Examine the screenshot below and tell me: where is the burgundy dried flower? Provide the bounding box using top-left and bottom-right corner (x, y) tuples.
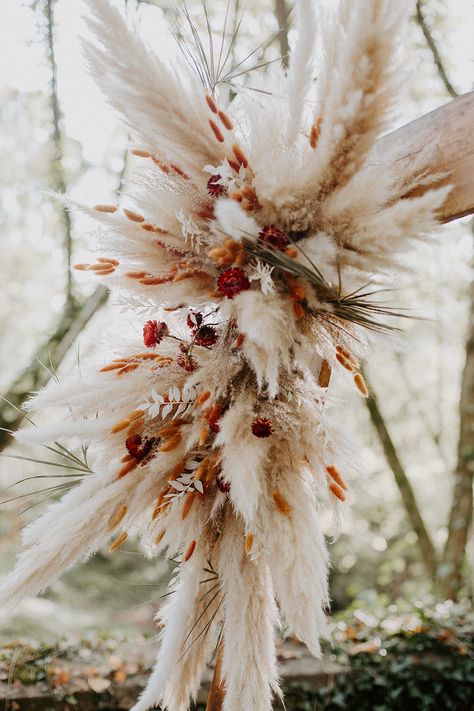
(258, 224), (289, 252)
(251, 417), (274, 438)
(143, 320), (168, 348)
(207, 174), (226, 198)
(194, 325), (218, 347)
(216, 475), (231, 493)
(217, 267), (251, 299)
(125, 434), (156, 460)
(187, 311), (203, 329)
(177, 353), (198, 372)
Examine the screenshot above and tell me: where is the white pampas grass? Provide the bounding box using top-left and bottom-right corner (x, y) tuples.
(214, 199), (259, 241)
(286, 0), (318, 144)
(1, 1), (450, 709)
(82, 0), (225, 180)
(218, 517), (281, 711)
(233, 290), (296, 397)
(265, 463), (329, 657)
(131, 547), (212, 711)
(308, 0), (412, 189)
(214, 391), (271, 528)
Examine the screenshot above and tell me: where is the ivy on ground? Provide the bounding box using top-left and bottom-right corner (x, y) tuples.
(280, 599), (474, 711)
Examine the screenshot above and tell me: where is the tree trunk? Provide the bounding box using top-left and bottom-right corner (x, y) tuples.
(415, 0), (458, 99)
(439, 222), (474, 600)
(364, 384), (438, 578)
(0, 287), (108, 451)
(45, 0), (74, 301)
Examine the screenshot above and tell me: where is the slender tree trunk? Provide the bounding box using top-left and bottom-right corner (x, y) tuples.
(415, 0), (458, 99)
(45, 0), (74, 302)
(439, 222), (474, 599)
(364, 385), (438, 578)
(0, 0), (130, 450)
(0, 286), (108, 451)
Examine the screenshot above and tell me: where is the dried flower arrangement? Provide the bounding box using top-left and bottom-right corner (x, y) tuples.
(0, 1), (449, 710)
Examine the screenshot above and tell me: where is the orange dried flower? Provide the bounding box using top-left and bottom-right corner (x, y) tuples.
(209, 119), (225, 143)
(354, 372), (369, 398)
(244, 532), (254, 554)
(197, 390), (211, 405)
(181, 492), (195, 520)
(184, 539), (197, 561)
(218, 110), (233, 130)
(108, 504), (128, 531)
(325, 465), (348, 491)
(155, 529), (166, 545)
(110, 531), (128, 552)
(329, 482), (346, 502)
(232, 143), (248, 168)
(94, 204), (117, 213)
(205, 94), (218, 113)
(123, 208), (145, 223)
(273, 490), (291, 515)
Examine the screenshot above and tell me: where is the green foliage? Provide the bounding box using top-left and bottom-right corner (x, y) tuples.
(1, 601), (472, 710)
(284, 600), (474, 710)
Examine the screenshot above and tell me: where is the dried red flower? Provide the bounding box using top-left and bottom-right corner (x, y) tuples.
(177, 353), (198, 372)
(125, 434), (156, 460)
(216, 475), (231, 493)
(258, 225), (289, 252)
(251, 417), (274, 438)
(217, 267), (250, 299)
(143, 320), (168, 348)
(207, 174), (226, 197)
(186, 311), (203, 329)
(194, 325), (218, 347)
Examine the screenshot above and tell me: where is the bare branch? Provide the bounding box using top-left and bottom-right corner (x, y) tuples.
(364, 378), (438, 578)
(0, 287), (108, 453)
(415, 0), (458, 99)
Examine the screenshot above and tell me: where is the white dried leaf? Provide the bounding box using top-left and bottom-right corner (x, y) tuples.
(169, 385), (181, 401)
(169, 480), (185, 491)
(173, 403), (187, 418)
(187, 460), (200, 470)
(162, 403), (173, 418)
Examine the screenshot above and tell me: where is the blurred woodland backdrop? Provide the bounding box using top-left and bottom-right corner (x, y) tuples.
(0, 0), (473, 668)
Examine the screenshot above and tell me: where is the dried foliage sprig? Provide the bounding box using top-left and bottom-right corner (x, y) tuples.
(0, 1), (449, 710)
(242, 237), (412, 333)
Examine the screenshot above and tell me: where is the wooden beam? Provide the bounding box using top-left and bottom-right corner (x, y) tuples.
(372, 92), (474, 223)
